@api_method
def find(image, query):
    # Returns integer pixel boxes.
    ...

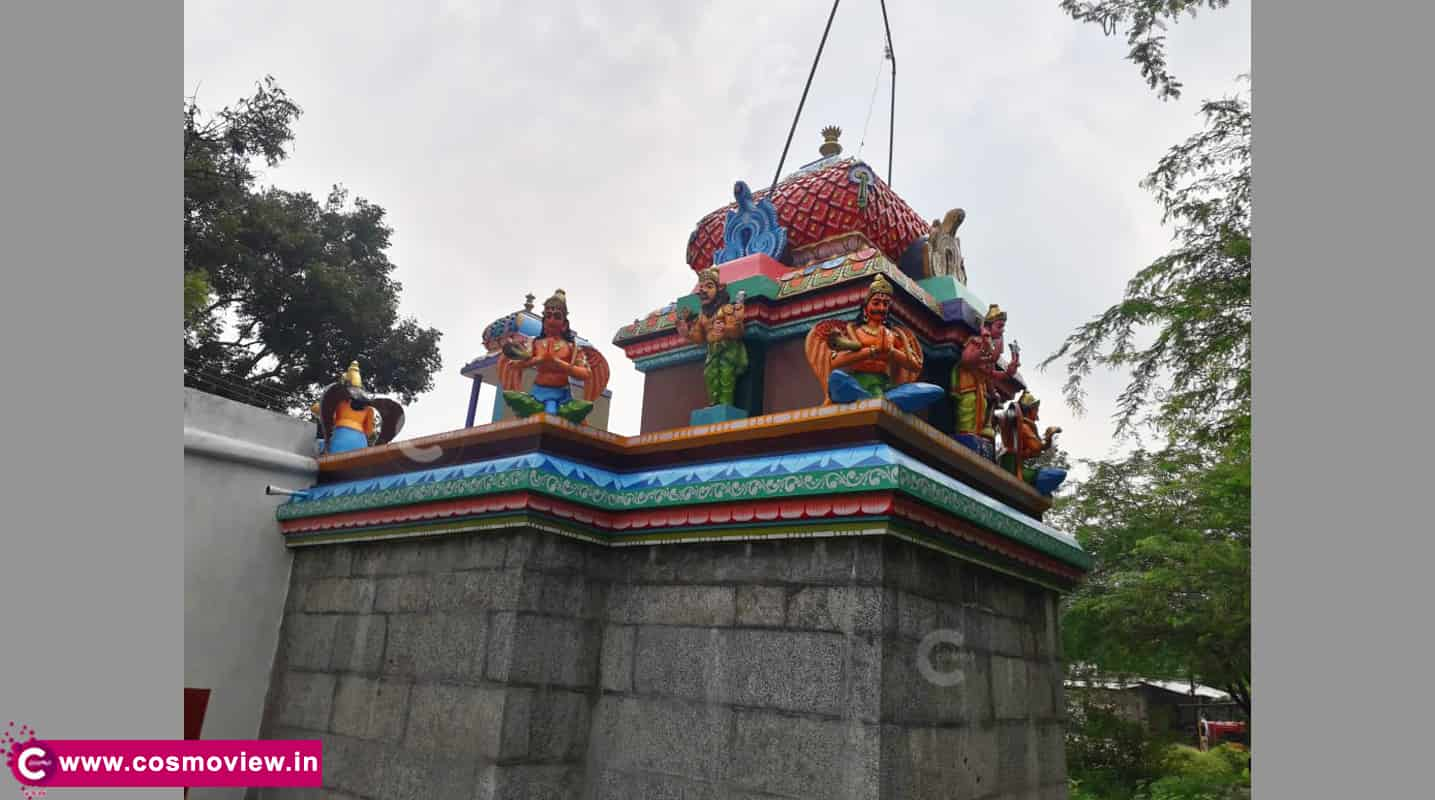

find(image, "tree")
[1059,1,1233,102]
[1041,89,1249,443]
[1043,0,1251,719]
[1049,417,1251,715]
[184,77,442,411]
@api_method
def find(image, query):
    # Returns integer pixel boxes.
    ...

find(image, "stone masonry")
[254,530,1067,800]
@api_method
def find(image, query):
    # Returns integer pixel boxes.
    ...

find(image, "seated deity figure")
[805,274,945,413]
[996,391,1068,496]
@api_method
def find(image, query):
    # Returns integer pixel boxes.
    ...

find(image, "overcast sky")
[185,0,1249,467]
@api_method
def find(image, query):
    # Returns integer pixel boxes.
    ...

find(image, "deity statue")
[497,289,610,425]
[312,360,406,455]
[674,268,749,408]
[804,274,945,413]
[996,391,1068,496]
[952,303,1020,441]
[923,208,968,284]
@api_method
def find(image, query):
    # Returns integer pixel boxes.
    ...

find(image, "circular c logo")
[915,628,968,687]
[15,743,56,785]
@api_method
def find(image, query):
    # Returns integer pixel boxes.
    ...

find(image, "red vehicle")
[1199,718,1249,751]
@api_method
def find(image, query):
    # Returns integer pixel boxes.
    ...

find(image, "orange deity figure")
[674,268,748,407]
[497,289,610,424]
[996,391,1067,496]
[953,303,1020,440]
[312,360,406,455]
[804,274,945,413]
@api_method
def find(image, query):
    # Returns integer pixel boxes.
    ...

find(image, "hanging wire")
[771,0,843,194]
[856,46,888,159]
[184,354,305,413]
[879,0,896,186]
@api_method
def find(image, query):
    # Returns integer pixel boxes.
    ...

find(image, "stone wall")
[184,388,318,800]
[256,531,1067,800]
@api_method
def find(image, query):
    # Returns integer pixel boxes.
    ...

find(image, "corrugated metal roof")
[1066,678,1231,700]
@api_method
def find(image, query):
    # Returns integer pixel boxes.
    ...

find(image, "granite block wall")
[254,531,1067,800]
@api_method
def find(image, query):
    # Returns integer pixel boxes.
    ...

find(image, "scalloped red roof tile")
[686,160,929,272]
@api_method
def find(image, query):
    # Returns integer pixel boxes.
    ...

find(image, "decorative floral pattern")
[775,254,941,315]
[279,464,898,521]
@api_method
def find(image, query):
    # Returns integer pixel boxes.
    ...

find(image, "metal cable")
[857,47,887,158]
[879,0,896,186]
[771,0,843,194]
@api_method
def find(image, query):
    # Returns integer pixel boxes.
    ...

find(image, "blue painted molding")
[279,444,1089,568]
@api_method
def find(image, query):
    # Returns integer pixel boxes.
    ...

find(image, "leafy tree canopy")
[184,77,442,411]
[1060,1,1233,101]
[1051,416,1251,713]
[1041,88,1250,443]
[1044,0,1251,722]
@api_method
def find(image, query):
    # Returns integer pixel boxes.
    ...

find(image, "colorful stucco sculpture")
[675,268,749,408]
[497,289,610,425]
[712,180,788,266]
[997,391,1068,496]
[805,274,945,413]
[613,128,1032,461]
[953,303,1020,443]
[313,360,406,455]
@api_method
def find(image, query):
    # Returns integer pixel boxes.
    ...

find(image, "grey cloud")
[186,0,1250,473]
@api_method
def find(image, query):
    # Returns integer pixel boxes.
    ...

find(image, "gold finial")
[343,360,363,388]
[523,293,535,312]
[867,273,894,297]
[984,303,1008,324]
[819,125,843,158]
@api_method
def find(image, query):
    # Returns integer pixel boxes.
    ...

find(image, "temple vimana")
[255,127,1088,799]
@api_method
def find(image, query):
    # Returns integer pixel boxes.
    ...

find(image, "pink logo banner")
[7,740,322,789]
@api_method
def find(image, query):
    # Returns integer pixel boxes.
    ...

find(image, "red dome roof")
[686,157,929,273]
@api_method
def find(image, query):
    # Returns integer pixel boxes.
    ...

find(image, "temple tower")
[255,130,1086,800]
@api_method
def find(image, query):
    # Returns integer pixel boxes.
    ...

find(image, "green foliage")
[1053,415,1251,711]
[1136,749,1250,800]
[1058,1,1233,101]
[1066,695,1175,799]
[1161,745,1249,783]
[184,77,442,411]
[1052,3,1252,797]
[1045,1,1252,725]
[1070,779,1109,800]
[1138,775,1245,800]
[184,269,210,325]
[1041,89,1250,442]
[1070,734,1251,800]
